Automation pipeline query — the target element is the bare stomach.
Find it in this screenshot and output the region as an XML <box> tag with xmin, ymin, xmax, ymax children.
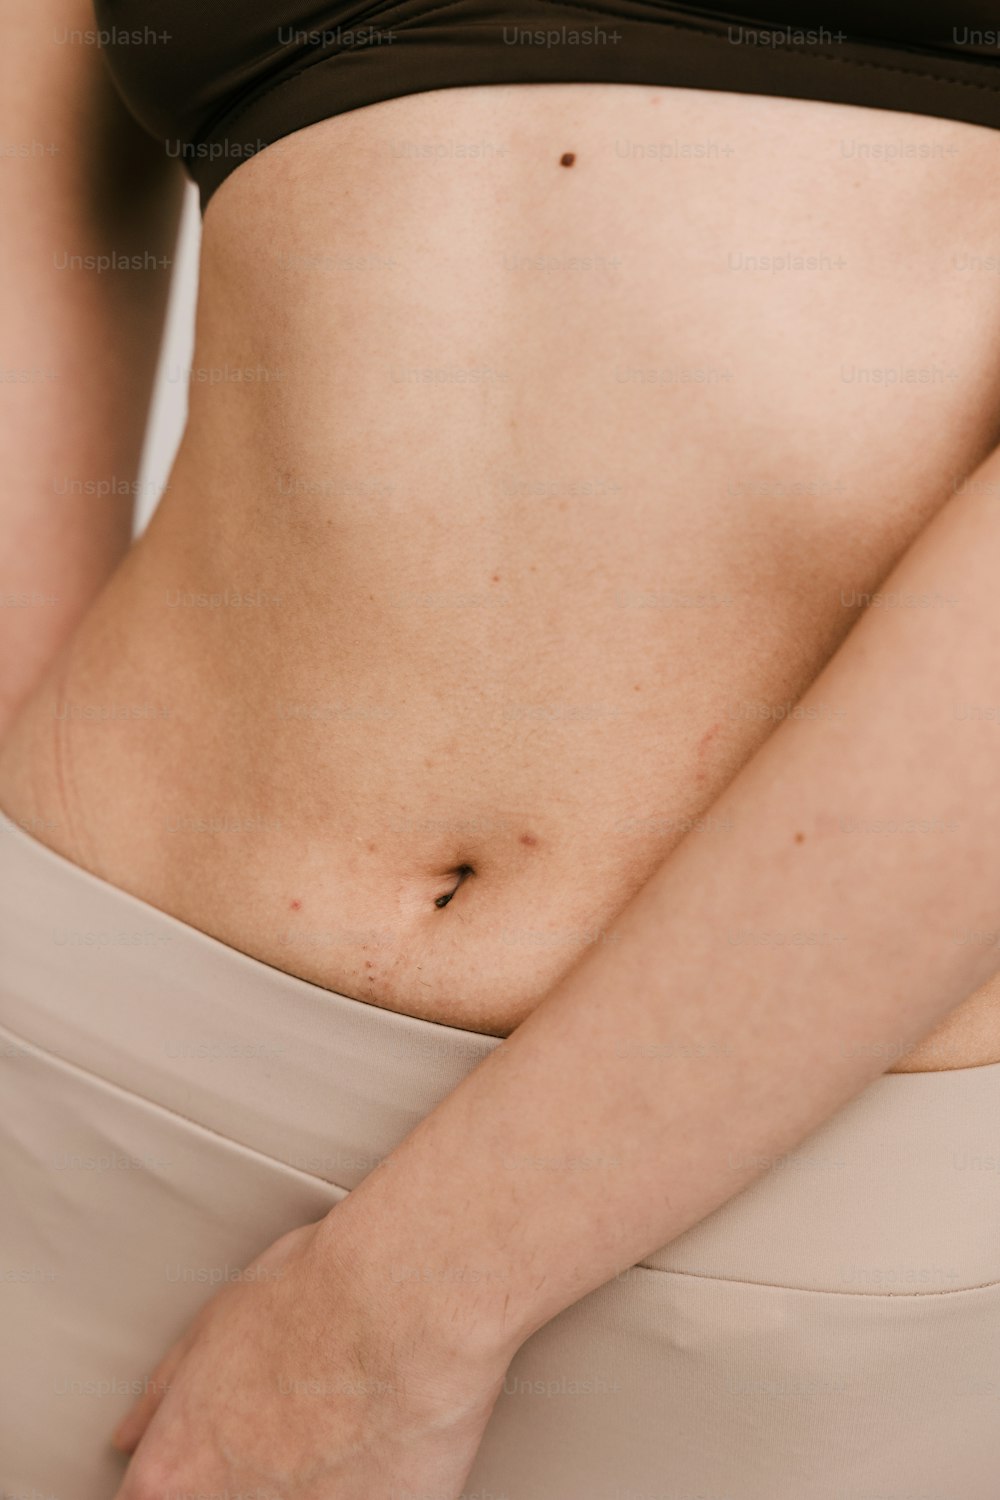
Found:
<box><xmin>3</xmin><ymin>84</ymin><xmax>1000</xmax><ymax>1068</ymax></box>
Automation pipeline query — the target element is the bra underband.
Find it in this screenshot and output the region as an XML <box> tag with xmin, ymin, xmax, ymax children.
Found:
<box><xmin>90</xmin><ymin>1</ymin><xmax>1000</xmax><ymax>210</ymax></box>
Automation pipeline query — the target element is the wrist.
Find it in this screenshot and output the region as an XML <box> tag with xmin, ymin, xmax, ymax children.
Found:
<box><xmin>313</xmin><ymin>1185</ymin><xmax>526</xmax><ymax>1394</ymax></box>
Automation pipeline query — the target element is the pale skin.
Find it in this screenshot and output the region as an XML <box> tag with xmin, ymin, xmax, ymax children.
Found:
<box><xmin>4</xmin><ymin>2</ymin><xmax>1000</xmax><ymax>1494</ymax></box>
<box><xmin>106</xmin><ymin>439</ymin><xmax>1000</xmax><ymax>1495</ymax></box>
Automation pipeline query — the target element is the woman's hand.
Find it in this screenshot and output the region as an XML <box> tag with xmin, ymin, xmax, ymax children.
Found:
<box><xmin>110</xmin><ymin>1215</ymin><xmax>511</xmax><ymax>1499</ymax></box>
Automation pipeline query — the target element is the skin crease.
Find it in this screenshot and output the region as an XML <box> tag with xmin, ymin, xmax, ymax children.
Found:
<box><xmin>4</xmin><ymin>18</ymin><xmax>1000</xmax><ymax>1491</ymax></box>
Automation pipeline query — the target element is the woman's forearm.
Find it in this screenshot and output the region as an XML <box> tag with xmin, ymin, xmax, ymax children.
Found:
<box><xmin>317</xmin><ymin>445</ymin><xmax>1000</xmax><ymax>1372</ymax></box>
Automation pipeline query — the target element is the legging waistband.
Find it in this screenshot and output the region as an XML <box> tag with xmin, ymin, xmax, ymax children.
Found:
<box><xmin>2</xmin><ymin>807</ymin><xmax>999</xmax><ymax>1296</ymax></box>
<box><xmin>0</xmin><ymin>809</ymin><xmax>499</xmax><ymax>1191</ymax></box>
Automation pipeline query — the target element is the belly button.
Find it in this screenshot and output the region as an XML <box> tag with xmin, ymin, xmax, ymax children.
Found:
<box><xmin>434</xmin><ymin>864</ymin><xmax>475</xmax><ymax>909</ymax></box>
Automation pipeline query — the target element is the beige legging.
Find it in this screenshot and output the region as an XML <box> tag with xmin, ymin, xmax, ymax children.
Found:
<box><xmin>3</xmin><ymin>809</ymin><xmax>1000</xmax><ymax>1499</ymax></box>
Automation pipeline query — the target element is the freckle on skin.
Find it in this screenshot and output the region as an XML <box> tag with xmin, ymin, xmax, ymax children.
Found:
<box><xmin>794</xmin><ymin>832</ymin><xmax>806</xmax><ymax>843</ymax></box>
<box><xmin>560</xmin><ymin>152</ymin><xmax>576</xmax><ymax>167</ymax></box>
<box><xmin>492</xmin><ymin>573</ymin><xmax>501</xmax><ymax>583</ymax></box>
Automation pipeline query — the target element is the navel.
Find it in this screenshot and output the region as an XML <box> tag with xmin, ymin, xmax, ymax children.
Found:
<box><xmin>434</xmin><ymin>863</ymin><xmax>475</xmax><ymax>909</ymax></box>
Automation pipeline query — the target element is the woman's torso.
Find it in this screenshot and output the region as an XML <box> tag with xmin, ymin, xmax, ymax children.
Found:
<box><xmin>3</xmin><ymin>83</ymin><xmax>1000</xmax><ymax>1065</ymax></box>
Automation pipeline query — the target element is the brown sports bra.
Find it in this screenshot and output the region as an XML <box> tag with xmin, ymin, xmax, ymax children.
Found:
<box><xmin>90</xmin><ymin>1</ymin><xmax>1000</xmax><ymax>209</ymax></box>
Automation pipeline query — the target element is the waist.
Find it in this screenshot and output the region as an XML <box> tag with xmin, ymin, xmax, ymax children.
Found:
<box><xmin>0</xmin><ymin>533</ymin><xmax>762</xmax><ymax>1032</ymax></box>
<box><xmin>6</xmin><ymin>501</ymin><xmax>1000</xmax><ymax>1060</ymax></box>
<box><xmin>6</xmin><ymin>554</ymin><xmax>1000</xmax><ymax>1065</ymax></box>
<box><xmin>4</xmin><ymin>804</ymin><xmax>1000</xmax><ymax>1291</ymax></box>
<box><xmin>5</xmin><ymin>87</ymin><xmax>1000</xmax><ymax>1043</ymax></box>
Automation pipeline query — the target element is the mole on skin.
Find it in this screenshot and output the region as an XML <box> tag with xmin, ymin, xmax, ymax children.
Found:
<box><xmin>560</xmin><ymin>152</ymin><xmax>576</xmax><ymax>167</ymax></box>
<box><xmin>794</xmin><ymin>832</ymin><xmax>806</xmax><ymax>844</ymax></box>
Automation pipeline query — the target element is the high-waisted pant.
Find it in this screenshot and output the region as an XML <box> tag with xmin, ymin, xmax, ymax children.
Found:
<box><xmin>3</xmin><ymin>808</ymin><xmax>1000</xmax><ymax>1499</ymax></box>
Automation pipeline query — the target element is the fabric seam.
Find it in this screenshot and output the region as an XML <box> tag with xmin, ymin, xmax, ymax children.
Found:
<box><xmin>0</xmin><ymin>1016</ymin><xmax>352</xmax><ymax>1194</ymax></box>
<box><xmin>5</xmin><ymin>1017</ymin><xmax>1000</xmax><ymax>1299</ymax></box>
<box><xmin>636</xmin><ymin>1262</ymin><xmax>1000</xmax><ymax>1299</ymax></box>
<box><xmin>545</xmin><ymin>0</ymin><xmax>1000</xmax><ymax>94</ymax></box>
<box><xmin>200</xmin><ymin>1</ymin><xmax>1000</xmax><ymax>157</ymax></box>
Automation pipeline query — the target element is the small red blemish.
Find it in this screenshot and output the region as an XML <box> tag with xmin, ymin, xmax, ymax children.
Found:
<box><xmin>365</xmin><ymin>960</ymin><xmax>374</xmax><ymax>969</ymax></box>
<box><xmin>697</xmin><ymin>721</ymin><xmax>722</xmax><ymax>757</ymax></box>
<box><xmin>520</xmin><ymin>833</ymin><xmax>538</xmax><ymax>847</ymax></box>
<box><xmin>289</xmin><ymin>899</ymin><xmax>302</xmax><ymax>912</ymax></box>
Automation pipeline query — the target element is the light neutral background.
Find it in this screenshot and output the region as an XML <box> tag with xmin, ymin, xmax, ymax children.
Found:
<box><xmin>135</xmin><ymin>183</ymin><xmax>202</xmax><ymax>535</ymax></box>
